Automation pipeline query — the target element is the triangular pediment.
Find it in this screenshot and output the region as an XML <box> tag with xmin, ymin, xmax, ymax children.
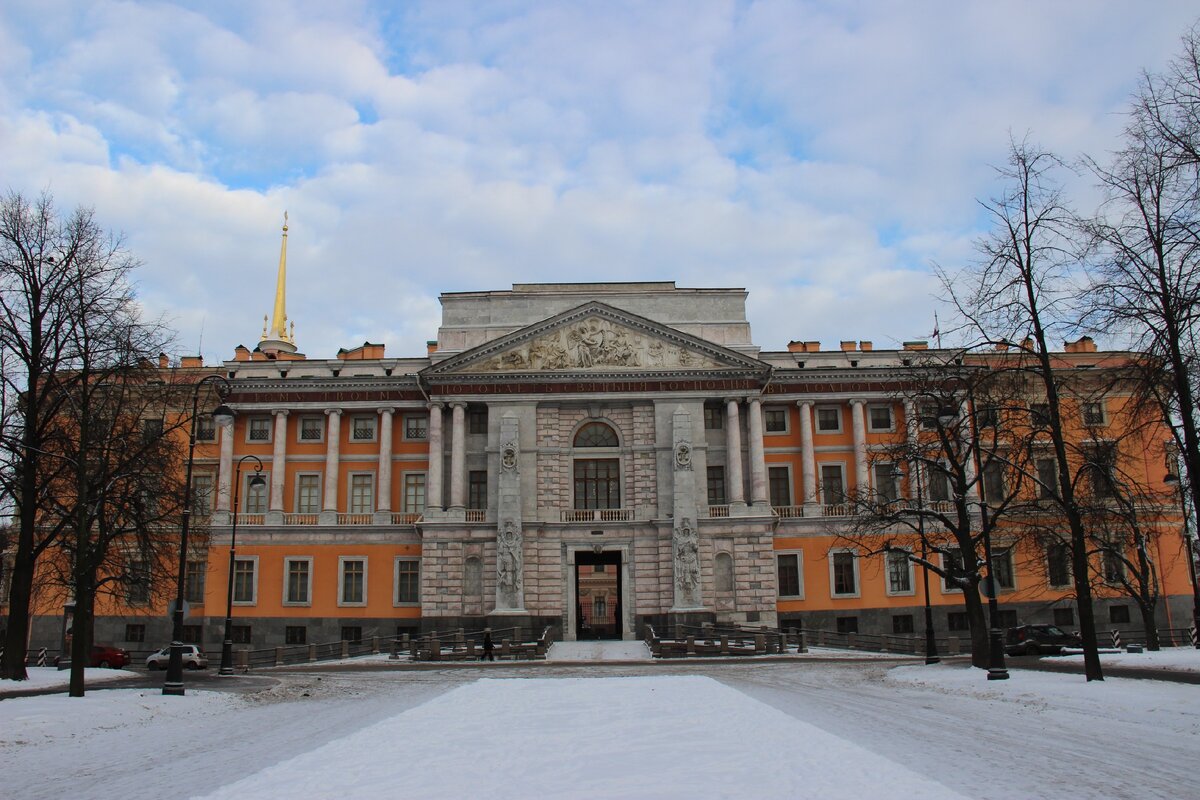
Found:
<box><xmin>423</xmin><ymin>302</ymin><xmax>769</xmax><ymax>379</ymax></box>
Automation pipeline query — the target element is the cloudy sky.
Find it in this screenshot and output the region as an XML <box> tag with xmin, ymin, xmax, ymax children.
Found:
<box><xmin>1</xmin><ymin>1</ymin><xmax>1196</xmax><ymax>362</ymax></box>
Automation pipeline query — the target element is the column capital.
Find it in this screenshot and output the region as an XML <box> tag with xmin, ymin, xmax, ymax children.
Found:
<box><xmin>724</xmin><ymin>397</ymin><xmax>742</xmax><ymax>406</ymax></box>
<box><xmin>324</xmin><ymin>408</ymin><xmax>342</xmax><ymax>417</ymax></box>
<box><xmin>377</xmin><ymin>407</ymin><xmax>395</xmax><ymax>416</ymax></box>
<box><xmin>427</xmin><ymin>400</ymin><xmax>444</xmax><ymax>410</ymax></box>
<box><xmin>747</xmin><ymin>397</ymin><xmax>762</xmax><ymax>407</ymax></box>
<box><xmin>449</xmin><ymin>400</ymin><xmax>468</xmax><ymax>409</ymax></box>
<box><xmin>796</xmin><ymin>399</ymin><xmax>814</xmax><ymax>409</ymax></box>
<box><xmin>850</xmin><ymin>398</ymin><xmax>866</xmax><ymax>408</ymax></box>
<box><xmin>273</xmin><ymin>409</ymin><xmax>289</xmax><ymax>418</ymax></box>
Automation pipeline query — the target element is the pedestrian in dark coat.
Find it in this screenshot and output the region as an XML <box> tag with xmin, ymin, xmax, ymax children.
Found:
<box><xmin>481</xmin><ymin>628</ymin><xmax>495</xmax><ymax>662</ymax></box>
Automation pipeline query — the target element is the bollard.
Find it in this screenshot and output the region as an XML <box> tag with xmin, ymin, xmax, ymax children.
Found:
<box><xmin>37</xmin><ymin>648</ymin><xmax>47</xmax><ymax>667</ymax></box>
<box><xmin>389</xmin><ymin>638</ymin><xmax>399</xmax><ymax>660</ymax></box>
<box><xmin>274</xmin><ymin>646</ymin><xmax>283</xmax><ymax>667</ymax></box>
<box><xmin>341</xmin><ymin>639</ymin><xmax>350</xmax><ymax>659</ymax></box>
<box><xmin>371</xmin><ymin>636</ymin><xmax>380</xmax><ymax>655</ymax></box>
<box><xmin>755</xmin><ymin>633</ymin><xmax>766</xmax><ymax>654</ymax></box>
<box><xmin>1191</xmin><ymin>625</ymin><xmax>1198</xmax><ymax>647</ymax></box>
<box><xmin>1111</xmin><ymin>630</ymin><xmax>1121</xmax><ymax>649</ymax></box>
<box><xmin>309</xmin><ymin>643</ymin><xmax>318</xmax><ymax>662</ymax></box>
<box><xmin>720</xmin><ymin>635</ymin><xmax>729</xmax><ymax>655</ymax></box>
<box><xmin>236</xmin><ymin>648</ymin><xmax>249</xmax><ymax>670</ymax></box>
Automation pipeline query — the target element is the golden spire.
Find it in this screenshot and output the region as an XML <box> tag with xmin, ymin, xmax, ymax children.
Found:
<box><xmin>258</xmin><ymin>212</ymin><xmax>297</xmax><ymax>354</ymax></box>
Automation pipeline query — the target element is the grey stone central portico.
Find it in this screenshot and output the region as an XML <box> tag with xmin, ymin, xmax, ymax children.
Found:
<box><xmin>415</xmin><ymin>285</ymin><xmax>781</xmax><ymax>638</ymax></box>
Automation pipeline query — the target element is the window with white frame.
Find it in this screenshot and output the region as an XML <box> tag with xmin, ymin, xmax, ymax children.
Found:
<box><xmin>468</xmin><ymin>406</ymin><xmax>488</xmax><ymax>434</ymax></box>
<box><xmin>349</xmin><ymin>474</ymin><xmax>374</xmax><ymax>514</ymax></box>
<box><xmin>299</xmin><ymin>415</ymin><xmax>324</xmax><ymax>442</ymax></box>
<box><xmin>184</xmin><ymin>559</ymin><xmax>206</xmax><ymax>604</ymax></box>
<box><xmin>1036</xmin><ymin>457</ymin><xmax>1057</xmax><ymax>499</ymax></box>
<box><xmin>284</xmin><ymin>557</ymin><xmax>312</xmax><ymax>605</ymax></box>
<box><xmin>1046</xmin><ymin>542</ymin><xmax>1071</xmax><ymax>587</ymax></box>
<box><xmin>992</xmin><ymin>547</ymin><xmax>1015</xmax><ymax>591</ymax></box>
<box><xmin>403</xmin><ymin>413</ymin><xmax>429</xmax><ymax>440</ymax></box>
<box><xmin>982</xmin><ymin>460</ymin><xmax>1005</xmax><ymax>504</ymax></box>
<box><xmin>703</xmin><ymin>405</ymin><xmax>724</xmax><ymax>430</ymax></box>
<box><xmin>403</xmin><ymin>473</ymin><xmax>426</xmax><ymax>513</ymax></box>
<box><xmin>295</xmin><ymin>474</ymin><xmax>321</xmax><ymax>514</ymax></box>
<box><xmin>777</xmin><ymin>552</ymin><xmax>803</xmax><ymax>598</ymax></box>
<box><xmin>706</xmin><ymin>465</ymin><xmax>726</xmax><ymax>505</ymax></box>
<box><xmin>395</xmin><ymin>558</ymin><xmax>419</xmax><ymax>604</ymax></box>
<box><xmin>243</xmin><ymin>471</ymin><xmax>269</xmax><ymax>514</ymax></box>
<box><xmin>941</xmin><ymin>548</ymin><xmax>966</xmax><ymax>593</ymax></box>
<box><xmin>1102</xmin><ymin>538</ymin><xmax>1126</xmax><ymax>583</ymax></box>
<box><xmin>339</xmin><ymin>557</ymin><xmax>367</xmax><ymax>605</ymax></box>
<box><xmin>768</xmin><ymin>466</ymin><xmax>791</xmax><ymax>507</ymax></box>
<box><xmin>125</xmin><ymin>557</ymin><xmax>151</xmax><ymax>604</ymax></box>
<box><xmin>196</xmin><ymin>416</ymin><xmax>216</xmax><ymax>441</ymax></box>
<box><xmin>233</xmin><ymin>557</ymin><xmax>257</xmax><ymax>604</ymax></box>
<box><xmin>1082</xmin><ymin>401</ymin><xmax>1106</xmax><ymax>426</ymax></box>
<box><xmin>763</xmin><ymin>407</ymin><xmax>788</xmax><ymax>433</ymax></box>
<box><xmin>830</xmin><ymin>550</ymin><xmax>859</xmax><ymax>597</ymax></box>
<box><xmin>868</xmin><ymin>405</ymin><xmax>893</xmax><ymax>432</ymax></box>
<box><xmin>926</xmin><ymin>462</ymin><xmax>951</xmax><ymax>502</ymax></box>
<box><xmin>247</xmin><ymin>416</ymin><xmax>271</xmax><ymax>442</ymax></box>
<box><xmin>820</xmin><ymin>464</ymin><xmax>845</xmax><ymax>504</ymax></box>
<box><xmin>872</xmin><ymin>463</ymin><xmax>898</xmax><ymax>502</ymax></box>
<box><xmin>886</xmin><ymin>549</ymin><xmax>914</xmax><ymax>595</ymax></box>
<box><xmin>816</xmin><ymin>406</ymin><xmax>842</xmax><ymax>433</ymax></box>
<box><xmin>191</xmin><ymin>473</ymin><xmax>214</xmax><ymax>516</ymax></box>
<box><xmin>351</xmin><ymin>415</ymin><xmax>377</xmax><ymax>441</ymax></box>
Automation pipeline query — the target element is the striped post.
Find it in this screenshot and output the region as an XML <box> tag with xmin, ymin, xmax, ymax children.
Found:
<box><xmin>37</xmin><ymin>648</ymin><xmax>47</xmax><ymax>667</ymax></box>
<box><xmin>1190</xmin><ymin>625</ymin><xmax>1197</xmax><ymax>647</ymax></box>
<box><xmin>1110</xmin><ymin>630</ymin><xmax>1121</xmax><ymax>649</ymax></box>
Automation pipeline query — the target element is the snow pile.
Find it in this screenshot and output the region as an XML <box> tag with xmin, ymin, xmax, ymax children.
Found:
<box><xmin>195</xmin><ymin>676</ymin><xmax>969</xmax><ymax>800</ymax></box>
<box><xmin>1056</xmin><ymin>645</ymin><xmax>1200</xmax><ymax>673</ymax></box>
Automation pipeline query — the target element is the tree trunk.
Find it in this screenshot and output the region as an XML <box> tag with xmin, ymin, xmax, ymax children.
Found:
<box><xmin>966</xmin><ymin>591</ymin><xmax>989</xmax><ymax>668</ymax></box>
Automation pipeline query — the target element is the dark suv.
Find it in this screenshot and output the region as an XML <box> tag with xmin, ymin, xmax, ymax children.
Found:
<box><xmin>1004</xmin><ymin>624</ymin><xmax>1081</xmax><ymax>656</ymax></box>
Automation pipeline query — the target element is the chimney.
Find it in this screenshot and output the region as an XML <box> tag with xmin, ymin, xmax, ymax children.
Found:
<box><xmin>787</xmin><ymin>340</ymin><xmax>805</xmax><ymax>353</ymax></box>
<box><xmin>1064</xmin><ymin>336</ymin><xmax>1097</xmax><ymax>353</ymax></box>
<box><xmin>859</xmin><ymin>341</ymin><xmax>873</xmax><ymax>352</ymax></box>
<box><xmin>902</xmin><ymin>341</ymin><xmax>929</xmax><ymax>351</ymax></box>
<box><xmin>427</xmin><ymin>340</ymin><xmax>439</xmax><ymax>355</ymax></box>
<box><xmin>840</xmin><ymin>340</ymin><xmax>856</xmax><ymax>352</ymax></box>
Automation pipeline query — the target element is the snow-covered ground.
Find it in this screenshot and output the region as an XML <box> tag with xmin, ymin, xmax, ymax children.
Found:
<box><xmin>10</xmin><ymin>666</ymin><xmax>138</xmax><ymax>690</ymax></box>
<box><xmin>2</xmin><ymin>655</ymin><xmax>1197</xmax><ymax>799</ymax></box>
<box><xmin>1056</xmin><ymin>644</ymin><xmax>1200</xmax><ymax>673</ymax></box>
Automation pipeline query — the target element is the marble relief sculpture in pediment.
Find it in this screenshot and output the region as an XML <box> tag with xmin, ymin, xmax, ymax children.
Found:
<box><xmin>479</xmin><ymin>316</ymin><xmax>724</xmax><ymax>372</ymax></box>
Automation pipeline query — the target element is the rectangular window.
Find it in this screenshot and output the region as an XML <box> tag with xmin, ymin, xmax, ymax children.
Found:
<box><xmin>1102</xmin><ymin>542</ymin><xmax>1125</xmax><ymax>583</ymax></box>
<box><xmin>284</xmin><ymin>558</ymin><xmax>311</xmax><ymax>605</ymax></box>
<box><xmin>868</xmin><ymin>405</ymin><xmax>893</xmax><ymax>431</ymax></box>
<box><xmin>892</xmin><ymin>614</ymin><xmax>915</xmax><ymax>634</ymax></box>
<box><xmin>1036</xmin><ymin>458</ymin><xmax>1057</xmax><ymax>499</ymax></box>
<box><xmin>919</xmin><ymin>403</ymin><xmax>940</xmax><ymax>430</ymax></box>
<box><xmin>947</xmin><ymin>611</ymin><xmax>970</xmax><ymax>632</ymax></box>
<box><xmin>340</xmin><ymin>558</ymin><xmax>366</xmax><ymax>605</ymax></box>
<box><xmin>233</xmin><ymin>558</ymin><xmax>256</xmax><ymax>604</ymax></box>
<box><xmin>351</xmin><ymin>415</ymin><xmax>377</xmax><ymax>441</ymax></box>
<box><xmin>404</xmin><ymin>473</ymin><xmax>426</xmax><ymax>513</ymax></box>
<box><xmin>706</xmin><ymin>466</ymin><xmax>726</xmax><ymax>506</ymax></box>
<box><xmin>125</xmin><ymin>558</ymin><xmax>150</xmax><ymax>604</ymax></box>
<box><xmin>248</xmin><ymin>416</ymin><xmax>271</xmax><ymax>442</ymax></box>
<box><xmin>341</xmin><ymin>626</ymin><xmax>363</xmax><ymax>644</ymax></box>
<box><xmin>982</xmin><ymin>460</ymin><xmax>1005</xmax><ymax>504</ymax></box>
<box><xmin>244</xmin><ymin>471</ymin><xmax>269</xmax><ymax>514</ymax></box>
<box><xmin>1053</xmin><ymin>607</ymin><xmax>1075</xmax><ymax>628</ymax></box>
<box><xmin>942</xmin><ymin>549</ymin><xmax>966</xmax><ymax>593</ymax></box>
<box><xmin>125</xmin><ymin>623</ymin><xmax>145</xmax><ymax>643</ymax></box>
<box><xmin>285</xmin><ymin>626</ymin><xmax>307</xmax><ymax>645</ymax></box>
<box><xmin>296</xmin><ymin>474</ymin><xmax>321</xmax><ymax>514</ymax></box>
<box><xmin>182</xmin><ymin>625</ymin><xmax>203</xmax><ymax>644</ymax></box>
<box><xmin>992</xmin><ymin>548</ymin><xmax>1015</xmax><ymax>590</ymax></box>
<box><xmin>1046</xmin><ymin>543</ymin><xmax>1071</xmax><ymax>587</ymax></box>
<box><xmin>831</xmin><ymin>551</ymin><xmax>858</xmax><ymax>597</ymax></box>
<box><xmin>764</xmin><ymin>407</ymin><xmax>788</xmax><ymax>433</ymax></box>
<box><xmin>816</xmin><ymin>406</ymin><xmax>842</xmax><ymax>433</ymax></box>
<box><xmin>704</xmin><ymin>406</ymin><xmax>724</xmax><ymax>430</ymax></box>
<box><xmin>1030</xmin><ymin>403</ymin><xmax>1051</xmax><ymax>427</ymax></box>
<box><xmin>403</xmin><ymin>413</ymin><xmax>428</xmax><ymax>441</ymax></box>
<box><xmin>184</xmin><ymin>559</ymin><xmax>206</xmax><ymax>604</ymax></box>
<box><xmin>976</xmin><ymin>406</ymin><xmax>999</xmax><ymax>429</ymax></box>
<box><xmin>820</xmin><ymin>464</ymin><xmax>845</xmax><ymax>504</ymax></box>
<box><xmin>468</xmin><ymin>407</ymin><xmax>488</xmax><ymax>434</ymax></box>
<box><xmin>1088</xmin><ymin>444</ymin><xmax>1117</xmax><ymax>498</ymax></box>
<box><xmin>1109</xmin><ymin>605</ymin><xmax>1131</xmax><ymax>624</ymax></box>
<box><xmin>996</xmin><ymin>609</ymin><xmax>1018</xmax><ymax>628</ymax></box>
<box><xmin>836</xmin><ymin>617</ymin><xmax>858</xmax><ymax>634</ymax></box>
<box><xmin>232</xmin><ymin>625</ymin><xmax>251</xmax><ymax>644</ymax></box>
<box><xmin>886</xmin><ymin>550</ymin><xmax>913</xmax><ymax>594</ymax></box>
<box><xmin>350</xmin><ymin>474</ymin><xmax>374</xmax><ymax>514</ymax></box>
<box><xmin>574</xmin><ymin>458</ymin><xmax>621</xmax><ymax>510</ymax></box>
<box><xmin>468</xmin><ymin>470</ymin><xmax>487</xmax><ymax>511</ymax></box>
<box><xmin>191</xmin><ymin>473</ymin><xmax>214</xmax><ymax>517</ymax></box>
<box><xmin>1082</xmin><ymin>401</ymin><xmax>1106</xmax><ymax>426</ymax></box>
<box><xmin>196</xmin><ymin>417</ymin><xmax>216</xmax><ymax>441</ymax></box>
<box><xmin>395</xmin><ymin>558</ymin><xmax>420</xmax><ymax>604</ymax></box>
<box><xmin>926</xmin><ymin>463</ymin><xmax>951</xmax><ymax>502</ymax></box>
<box><xmin>777</xmin><ymin>553</ymin><xmax>802</xmax><ymax>598</ymax></box>
<box><xmin>768</xmin><ymin>466</ymin><xmax>791</xmax><ymax>507</ymax></box>
<box><xmin>873</xmin><ymin>463</ymin><xmax>898</xmax><ymax>502</ymax></box>
<box><xmin>299</xmin><ymin>416</ymin><xmax>324</xmax><ymax>442</ymax></box>
<box><xmin>142</xmin><ymin>418</ymin><xmax>164</xmax><ymax>442</ymax></box>
<box><xmin>593</xmin><ymin>596</ymin><xmax>607</xmax><ymax>620</ymax></box>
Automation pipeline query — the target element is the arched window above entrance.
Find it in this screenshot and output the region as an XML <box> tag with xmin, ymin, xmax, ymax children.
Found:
<box><xmin>574</xmin><ymin>421</ymin><xmax>618</xmax><ymax>448</ymax></box>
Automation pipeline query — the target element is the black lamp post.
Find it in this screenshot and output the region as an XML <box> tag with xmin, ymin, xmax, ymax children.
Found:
<box><xmin>1164</xmin><ymin>471</ymin><xmax>1200</xmax><ymax>649</ymax></box>
<box><xmin>163</xmin><ymin>374</ymin><xmax>233</xmax><ymax>696</ymax></box>
<box><xmin>219</xmin><ymin>455</ymin><xmax>265</xmax><ymax>675</ymax></box>
<box><xmin>892</xmin><ymin>464</ymin><xmax>940</xmax><ymax>665</ymax></box>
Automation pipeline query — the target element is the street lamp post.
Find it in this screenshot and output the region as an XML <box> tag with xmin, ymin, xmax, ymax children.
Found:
<box><xmin>163</xmin><ymin>374</ymin><xmax>233</xmax><ymax>696</ymax></box>
<box><xmin>219</xmin><ymin>455</ymin><xmax>265</xmax><ymax>675</ymax></box>
<box><xmin>892</xmin><ymin>464</ymin><xmax>939</xmax><ymax>664</ymax></box>
<box><xmin>1164</xmin><ymin>472</ymin><xmax>1200</xmax><ymax>648</ymax></box>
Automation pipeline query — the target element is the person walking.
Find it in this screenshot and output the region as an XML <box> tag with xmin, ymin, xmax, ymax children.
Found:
<box><xmin>481</xmin><ymin>628</ymin><xmax>495</xmax><ymax>662</ymax></box>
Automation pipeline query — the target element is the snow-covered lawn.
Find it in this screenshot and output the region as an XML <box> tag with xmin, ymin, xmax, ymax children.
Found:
<box><xmin>2</xmin><ymin>658</ymin><xmax>1197</xmax><ymax>799</ymax></box>
<box><xmin>12</xmin><ymin>666</ymin><xmax>138</xmax><ymax>690</ymax></box>
<box><xmin>1055</xmin><ymin>644</ymin><xmax>1200</xmax><ymax>673</ymax></box>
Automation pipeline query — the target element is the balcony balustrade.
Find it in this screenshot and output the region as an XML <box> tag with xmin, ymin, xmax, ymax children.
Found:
<box><xmin>706</xmin><ymin>505</ymin><xmax>730</xmax><ymax>518</ymax></box>
<box><xmin>559</xmin><ymin>508</ymin><xmax>634</xmax><ymax>523</ymax></box>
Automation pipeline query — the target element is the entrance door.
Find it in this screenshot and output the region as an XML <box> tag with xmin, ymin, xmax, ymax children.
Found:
<box><xmin>574</xmin><ymin>550</ymin><xmax>622</xmax><ymax>640</ymax></box>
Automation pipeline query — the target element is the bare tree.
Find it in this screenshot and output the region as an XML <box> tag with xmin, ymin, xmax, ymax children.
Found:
<box><xmin>943</xmin><ymin>140</ymin><xmax>1105</xmax><ymax>680</ymax></box>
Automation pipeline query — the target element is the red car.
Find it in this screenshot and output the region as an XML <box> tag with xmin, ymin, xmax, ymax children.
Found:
<box><xmin>54</xmin><ymin>644</ymin><xmax>132</xmax><ymax>669</ymax></box>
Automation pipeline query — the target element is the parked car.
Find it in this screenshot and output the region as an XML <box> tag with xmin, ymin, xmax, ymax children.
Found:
<box><xmin>146</xmin><ymin>644</ymin><xmax>208</xmax><ymax>670</ymax></box>
<box><xmin>53</xmin><ymin>644</ymin><xmax>132</xmax><ymax>669</ymax></box>
<box><xmin>1004</xmin><ymin>624</ymin><xmax>1081</xmax><ymax>656</ymax></box>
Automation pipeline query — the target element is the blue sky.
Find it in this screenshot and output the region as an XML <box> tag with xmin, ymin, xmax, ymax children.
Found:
<box><xmin>1</xmin><ymin>1</ymin><xmax>1196</xmax><ymax>362</ymax></box>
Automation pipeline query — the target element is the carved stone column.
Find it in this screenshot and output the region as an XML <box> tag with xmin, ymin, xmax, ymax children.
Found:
<box><xmin>319</xmin><ymin>409</ymin><xmax>341</xmax><ymax>524</ymax></box>
<box><xmin>427</xmin><ymin>402</ymin><xmax>444</xmax><ymax>513</ymax></box>
<box><xmin>449</xmin><ymin>402</ymin><xmax>467</xmax><ymax>512</ymax></box>
<box><xmin>215</xmin><ymin>415</ymin><xmax>235</xmax><ymax>523</ymax></box>
<box><xmin>374</xmin><ymin>408</ymin><xmax>394</xmax><ymax>523</ymax></box>
<box><xmin>797</xmin><ymin>400</ymin><xmax>818</xmax><ymax>513</ymax></box>
<box><xmin>494</xmin><ymin>413</ymin><xmax>525</xmax><ymax>612</ymax></box>
<box><xmin>850</xmin><ymin>400</ymin><xmax>869</xmax><ymax>497</ymax></box>
<box><xmin>724</xmin><ymin>398</ymin><xmax>746</xmax><ymax>510</ymax></box>
<box><xmin>671</xmin><ymin>406</ymin><xmax>702</xmax><ymax>610</ymax></box>
<box><xmin>267</xmin><ymin>410</ymin><xmax>288</xmax><ymax>525</ymax></box>
<box><xmin>747</xmin><ymin>398</ymin><xmax>768</xmax><ymax>507</ymax></box>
